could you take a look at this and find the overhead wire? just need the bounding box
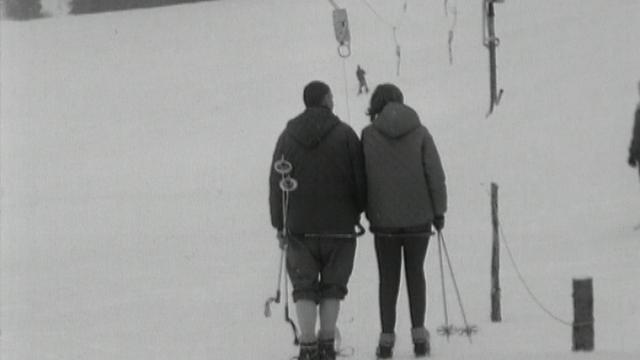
[360,0,408,76]
[327,0,353,124]
[447,0,458,64]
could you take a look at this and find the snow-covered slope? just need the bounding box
[1,1,639,359]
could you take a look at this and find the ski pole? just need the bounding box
[264,247,286,317]
[283,259,300,345]
[274,156,299,345]
[436,230,454,340]
[265,156,294,317]
[439,231,478,343]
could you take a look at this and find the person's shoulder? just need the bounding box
[334,120,360,137]
[360,123,375,135]
[417,124,434,139]
[361,122,374,131]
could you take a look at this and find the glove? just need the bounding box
[433,215,445,232]
[276,230,288,250]
[628,155,637,168]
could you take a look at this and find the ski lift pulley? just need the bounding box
[332,8,351,58]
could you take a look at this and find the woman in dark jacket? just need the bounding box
[361,84,447,358]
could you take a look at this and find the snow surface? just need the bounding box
[1,0,639,359]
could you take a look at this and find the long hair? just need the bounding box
[367,83,404,122]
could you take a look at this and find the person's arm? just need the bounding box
[630,107,640,166]
[421,128,447,217]
[269,133,287,230]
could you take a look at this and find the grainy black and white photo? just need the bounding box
[1,1,639,359]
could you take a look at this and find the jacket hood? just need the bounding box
[373,102,421,139]
[286,107,340,148]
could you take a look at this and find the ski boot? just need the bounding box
[318,338,336,360]
[296,341,319,360]
[375,332,395,359]
[412,327,431,357]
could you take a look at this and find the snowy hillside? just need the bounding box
[1,0,639,359]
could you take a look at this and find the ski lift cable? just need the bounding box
[498,224,593,328]
[341,55,353,124]
[360,0,408,76]
[450,0,458,25]
[360,0,395,29]
[327,1,353,124]
[447,0,458,64]
[360,0,408,31]
[397,0,409,29]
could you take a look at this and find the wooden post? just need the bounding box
[490,182,501,322]
[572,278,594,351]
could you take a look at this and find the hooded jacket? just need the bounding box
[362,102,447,232]
[269,107,366,235]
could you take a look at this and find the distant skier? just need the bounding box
[628,81,640,179]
[269,81,366,360]
[361,84,447,359]
[356,65,369,95]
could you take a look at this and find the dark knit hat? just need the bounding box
[303,81,331,108]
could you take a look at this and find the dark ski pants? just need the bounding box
[357,81,369,94]
[374,234,430,334]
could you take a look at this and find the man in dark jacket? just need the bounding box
[628,81,640,178]
[269,81,366,360]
